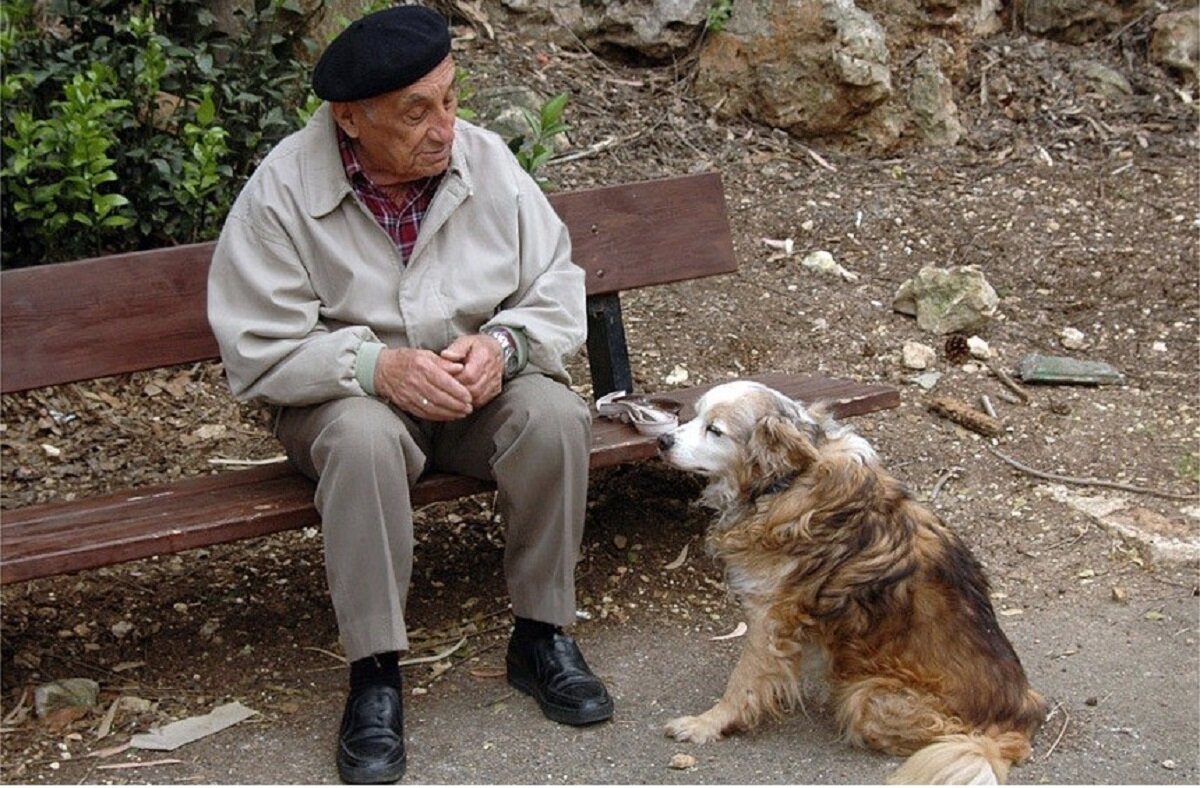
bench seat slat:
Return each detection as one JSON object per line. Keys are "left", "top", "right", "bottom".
{"left": 0, "top": 374, "right": 899, "bottom": 585}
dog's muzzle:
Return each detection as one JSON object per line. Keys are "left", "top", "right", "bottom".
{"left": 656, "top": 433, "right": 675, "bottom": 452}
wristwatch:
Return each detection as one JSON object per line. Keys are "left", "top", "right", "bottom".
{"left": 484, "top": 326, "right": 521, "bottom": 380}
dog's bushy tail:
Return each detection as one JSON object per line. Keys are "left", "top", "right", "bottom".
{"left": 886, "top": 731, "right": 1031, "bottom": 785}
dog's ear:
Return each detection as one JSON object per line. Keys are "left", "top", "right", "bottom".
{"left": 746, "top": 413, "right": 819, "bottom": 477}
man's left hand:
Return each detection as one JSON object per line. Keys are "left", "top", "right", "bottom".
{"left": 441, "top": 334, "right": 504, "bottom": 408}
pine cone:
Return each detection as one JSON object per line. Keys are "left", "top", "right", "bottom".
{"left": 944, "top": 333, "right": 970, "bottom": 364}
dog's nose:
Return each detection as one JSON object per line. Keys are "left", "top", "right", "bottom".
{"left": 657, "top": 433, "right": 674, "bottom": 452}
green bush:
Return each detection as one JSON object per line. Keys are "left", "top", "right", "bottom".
{"left": 1, "top": 0, "right": 572, "bottom": 268}
{"left": 0, "top": 0, "right": 320, "bottom": 267}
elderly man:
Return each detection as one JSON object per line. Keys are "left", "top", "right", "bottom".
{"left": 207, "top": 5, "right": 612, "bottom": 783}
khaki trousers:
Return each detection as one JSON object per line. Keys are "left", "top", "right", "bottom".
{"left": 276, "top": 374, "right": 591, "bottom": 661}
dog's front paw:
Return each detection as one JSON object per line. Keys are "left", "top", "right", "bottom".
{"left": 664, "top": 714, "right": 724, "bottom": 744}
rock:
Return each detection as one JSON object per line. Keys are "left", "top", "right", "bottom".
{"left": 1071, "top": 60, "right": 1132, "bottom": 100}
{"left": 909, "top": 48, "right": 964, "bottom": 146}
{"left": 497, "top": 0, "right": 708, "bottom": 61}
{"left": 1151, "top": 10, "right": 1200, "bottom": 82}
{"left": 1022, "top": 0, "right": 1125, "bottom": 43}
{"left": 801, "top": 250, "right": 860, "bottom": 281}
{"left": 471, "top": 85, "right": 570, "bottom": 150}
{"left": 967, "top": 335, "right": 992, "bottom": 359}
{"left": 1059, "top": 326, "right": 1088, "bottom": 349}
{"left": 693, "top": 0, "right": 895, "bottom": 143}
{"left": 902, "top": 341, "right": 937, "bottom": 369}
{"left": 34, "top": 678, "right": 100, "bottom": 719}
{"left": 909, "top": 371, "right": 943, "bottom": 390}
{"left": 892, "top": 265, "right": 999, "bottom": 334}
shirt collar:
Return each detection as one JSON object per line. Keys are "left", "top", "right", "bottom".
{"left": 301, "top": 104, "right": 470, "bottom": 218}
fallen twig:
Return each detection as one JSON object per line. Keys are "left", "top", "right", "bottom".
{"left": 96, "top": 758, "right": 183, "bottom": 771}
{"left": 398, "top": 638, "right": 467, "bottom": 667}
{"left": 548, "top": 132, "right": 641, "bottom": 166}
{"left": 797, "top": 144, "right": 838, "bottom": 173}
{"left": 986, "top": 362, "right": 1030, "bottom": 403}
{"left": 302, "top": 646, "right": 348, "bottom": 665}
{"left": 930, "top": 467, "right": 962, "bottom": 503}
{"left": 986, "top": 445, "right": 1200, "bottom": 501}
{"left": 1040, "top": 702, "right": 1070, "bottom": 761}
{"left": 927, "top": 395, "right": 1004, "bottom": 437}
{"left": 207, "top": 455, "right": 287, "bottom": 466}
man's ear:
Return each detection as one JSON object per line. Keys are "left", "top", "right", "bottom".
{"left": 746, "top": 414, "right": 818, "bottom": 479}
{"left": 329, "top": 101, "right": 360, "bottom": 138}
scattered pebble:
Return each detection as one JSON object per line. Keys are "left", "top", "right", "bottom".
{"left": 669, "top": 753, "right": 696, "bottom": 770}
{"left": 902, "top": 341, "right": 937, "bottom": 370}
{"left": 1060, "top": 327, "right": 1088, "bottom": 349}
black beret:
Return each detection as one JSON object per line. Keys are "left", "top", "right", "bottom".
{"left": 312, "top": 5, "right": 451, "bottom": 102}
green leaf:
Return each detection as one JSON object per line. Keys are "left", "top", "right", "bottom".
{"left": 196, "top": 90, "right": 216, "bottom": 126}
{"left": 541, "top": 93, "right": 568, "bottom": 126}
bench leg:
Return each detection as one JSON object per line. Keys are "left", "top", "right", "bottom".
{"left": 586, "top": 292, "right": 633, "bottom": 398}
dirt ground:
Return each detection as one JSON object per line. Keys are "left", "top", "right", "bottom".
{"left": 1, "top": 23, "right": 1198, "bottom": 786}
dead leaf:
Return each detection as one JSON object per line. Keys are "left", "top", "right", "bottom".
{"left": 711, "top": 622, "right": 748, "bottom": 641}
{"left": 43, "top": 705, "right": 88, "bottom": 731}
{"left": 94, "top": 696, "right": 120, "bottom": 740}
{"left": 130, "top": 701, "right": 257, "bottom": 751}
{"left": 468, "top": 667, "right": 506, "bottom": 679}
{"left": 88, "top": 742, "right": 133, "bottom": 760}
{"left": 663, "top": 543, "right": 689, "bottom": 570}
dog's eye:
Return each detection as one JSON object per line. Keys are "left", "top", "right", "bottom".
{"left": 706, "top": 424, "right": 724, "bottom": 437}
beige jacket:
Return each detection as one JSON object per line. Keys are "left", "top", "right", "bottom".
{"left": 207, "top": 103, "right": 585, "bottom": 406}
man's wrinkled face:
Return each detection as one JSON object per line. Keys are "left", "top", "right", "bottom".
{"left": 332, "top": 55, "right": 458, "bottom": 185}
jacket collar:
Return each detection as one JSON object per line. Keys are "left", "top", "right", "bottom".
{"left": 301, "top": 103, "right": 472, "bottom": 219}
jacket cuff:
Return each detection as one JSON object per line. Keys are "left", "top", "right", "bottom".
{"left": 355, "top": 341, "right": 386, "bottom": 396}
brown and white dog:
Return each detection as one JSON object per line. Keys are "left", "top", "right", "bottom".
{"left": 656, "top": 380, "right": 1045, "bottom": 784}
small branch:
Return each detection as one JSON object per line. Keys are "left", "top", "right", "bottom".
{"left": 208, "top": 455, "right": 287, "bottom": 467}
{"left": 547, "top": 132, "right": 641, "bottom": 166}
{"left": 927, "top": 395, "right": 1004, "bottom": 437}
{"left": 398, "top": 637, "right": 467, "bottom": 667}
{"left": 930, "top": 467, "right": 962, "bottom": 503}
{"left": 986, "top": 362, "right": 1030, "bottom": 403}
{"left": 302, "top": 646, "right": 348, "bottom": 665}
{"left": 1040, "top": 702, "right": 1070, "bottom": 761}
{"left": 986, "top": 445, "right": 1200, "bottom": 501}
{"left": 797, "top": 144, "right": 838, "bottom": 173}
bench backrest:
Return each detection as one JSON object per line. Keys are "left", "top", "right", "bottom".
{"left": 1, "top": 172, "right": 735, "bottom": 394}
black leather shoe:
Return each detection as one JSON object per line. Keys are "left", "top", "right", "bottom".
{"left": 337, "top": 683, "right": 406, "bottom": 784}
{"left": 506, "top": 631, "right": 614, "bottom": 726}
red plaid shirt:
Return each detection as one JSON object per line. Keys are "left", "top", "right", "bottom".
{"left": 338, "top": 128, "right": 441, "bottom": 264}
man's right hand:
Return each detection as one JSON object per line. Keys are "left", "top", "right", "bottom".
{"left": 373, "top": 347, "right": 473, "bottom": 420}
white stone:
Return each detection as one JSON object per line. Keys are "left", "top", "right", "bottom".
{"left": 967, "top": 335, "right": 992, "bottom": 359}
{"left": 902, "top": 341, "right": 937, "bottom": 369}
{"left": 1059, "top": 327, "right": 1088, "bottom": 350}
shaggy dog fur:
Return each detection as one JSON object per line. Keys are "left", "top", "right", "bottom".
{"left": 656, "top": 380, "right": 1045, "bottom": 784}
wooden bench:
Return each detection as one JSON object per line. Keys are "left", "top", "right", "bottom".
{"left": 0, "top": 172, "right": 899, "bottom": 585}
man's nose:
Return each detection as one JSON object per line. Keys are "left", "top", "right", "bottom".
{"left": 430, "top": 106, "right": 455, "bottom": 141}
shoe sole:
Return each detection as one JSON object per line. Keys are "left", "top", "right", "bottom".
{"left": 337, "top": 755, "right": 407, "bottom": 785}
{"left": 507, "top": 671, "right": 614, "bottom": 726}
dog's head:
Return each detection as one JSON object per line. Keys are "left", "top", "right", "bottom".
{"left": 657, "top": 380, "right": 875, "bottom": 512}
